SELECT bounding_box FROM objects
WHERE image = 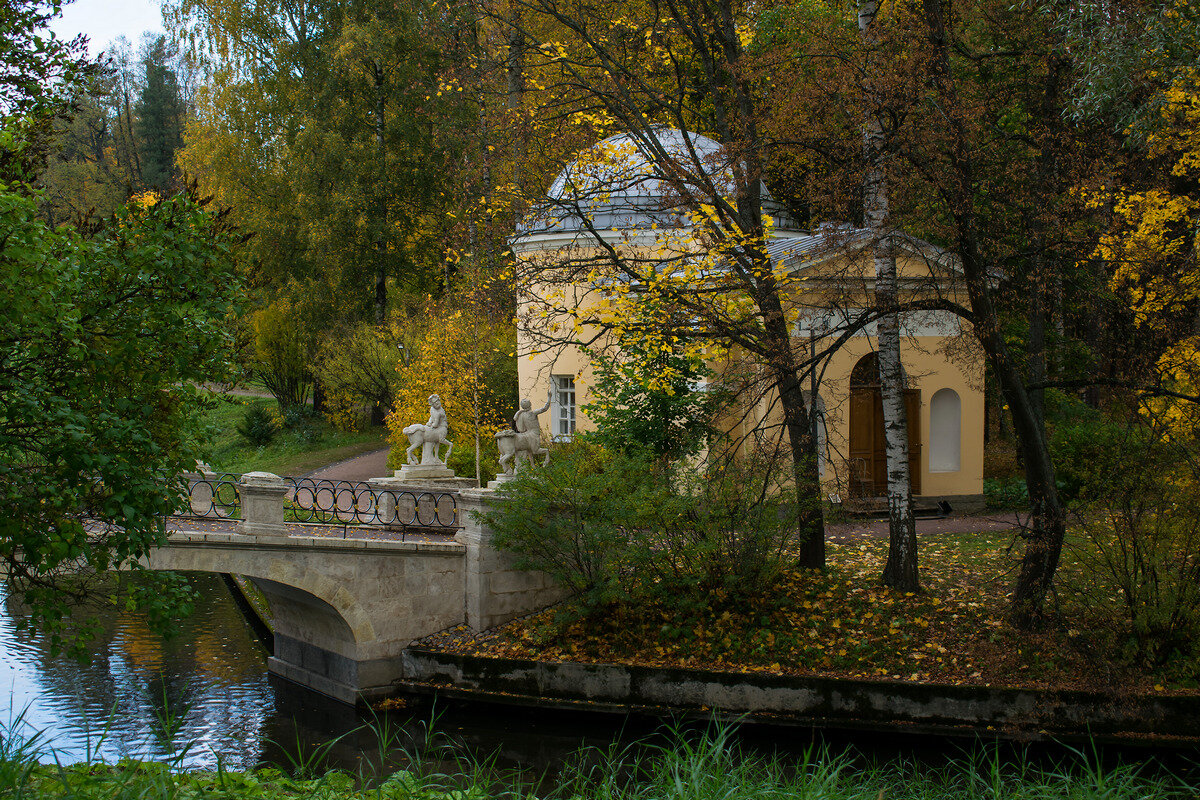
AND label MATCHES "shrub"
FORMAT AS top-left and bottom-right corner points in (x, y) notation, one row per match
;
(1059, 420), (1200, 669)
(584, 318), (717, 459)
(446, 436), (501, 485)
(484, 440), (656, 606)
(313, 322), (400, 431)
(984, 476), (1027, 509)
(235, 405), (278, 447)
(251, 299), (315, 412)
(483, 438), (804, 613)
(1049, 412), (1129, 502)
